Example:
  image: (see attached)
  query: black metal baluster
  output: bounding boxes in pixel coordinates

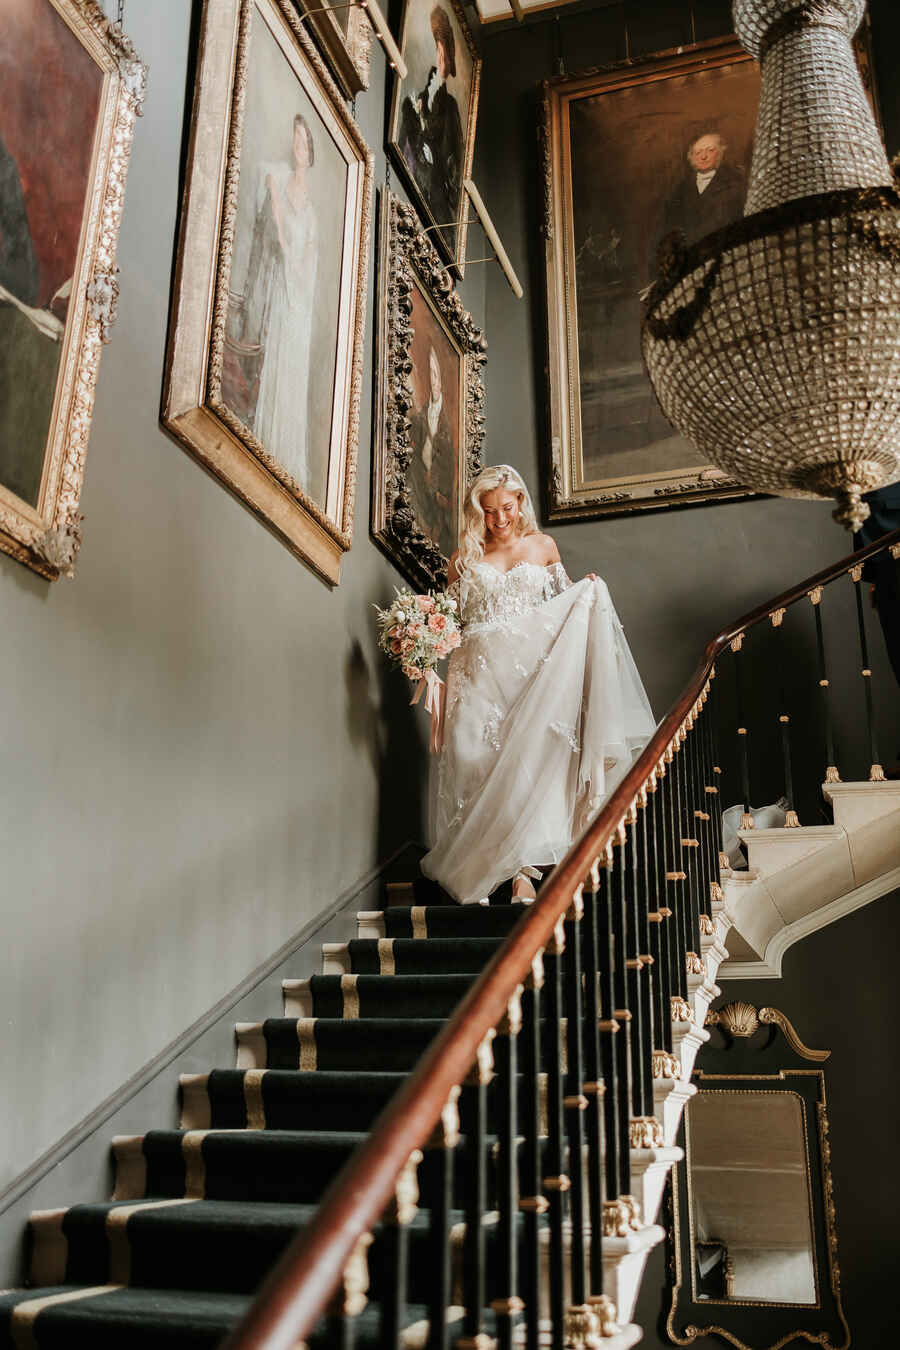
[460,1034,494,1350]
[596,859,621,1230]
[660,756,687,1007]
[693,691,719,911]
[703,667,728,903]
[543,918,568,1349]
[425,1093,460,1350]
[669,745,690,999]
[677,725,702,961]
[326,1233,372,1350]
[623,814,647,1125]
[519,955,545,1350]
[731,634,755,829]
[769,608,801,825]
[809,587,841,785]
[850,565,886,782]
[381,1154,420,1349]
[611,832,634,1205]
[686,711,714,958]
[583,864,606,1302]
[634,792,658,1134]
[493,991,522,1350]
[563,889,593,1335]
[647,771,674,1055]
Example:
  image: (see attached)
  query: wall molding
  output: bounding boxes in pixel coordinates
[722,863,900,981]
[0,841,422,1219]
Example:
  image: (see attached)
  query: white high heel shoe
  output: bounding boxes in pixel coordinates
[511,866,541,903]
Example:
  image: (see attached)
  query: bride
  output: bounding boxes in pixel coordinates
[421,464,655,904]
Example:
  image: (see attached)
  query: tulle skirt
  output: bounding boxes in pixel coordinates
[421,578,656,903]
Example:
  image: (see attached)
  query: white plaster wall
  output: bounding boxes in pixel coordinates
[0,0,482,1195]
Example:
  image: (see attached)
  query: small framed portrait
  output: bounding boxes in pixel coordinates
[542,37,760,521]
[387,0,481,270]
[163,0,374,585]
[372,190,486,590]
[0,0,145,579]
[291,0,371,98]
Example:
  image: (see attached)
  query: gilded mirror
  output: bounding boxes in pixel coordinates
[667,1003,849,1349]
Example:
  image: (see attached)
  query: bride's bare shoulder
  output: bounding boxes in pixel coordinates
[530,532,561,565]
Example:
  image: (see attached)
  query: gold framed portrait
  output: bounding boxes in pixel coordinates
[0,0,145,580]
[387,0,481,270]
[372,190,486,590]
[163,0,374,585]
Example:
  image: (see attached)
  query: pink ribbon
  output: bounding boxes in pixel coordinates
[410,668,446,754]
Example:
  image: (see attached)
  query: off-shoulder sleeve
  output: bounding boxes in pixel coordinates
[545,561,571,597]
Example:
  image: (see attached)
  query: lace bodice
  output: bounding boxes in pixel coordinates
[450,561,570,628]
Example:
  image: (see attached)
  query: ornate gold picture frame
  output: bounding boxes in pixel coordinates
[541,37,761,522]
[163,0,373,585]
[387,0,481,270]
[0,0,145,580]
[292,0,372,99]
[371,190,486,590]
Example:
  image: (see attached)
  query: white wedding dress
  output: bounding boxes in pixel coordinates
[421,560,656,904]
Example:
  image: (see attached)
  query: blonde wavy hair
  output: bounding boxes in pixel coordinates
[457,464,539,574]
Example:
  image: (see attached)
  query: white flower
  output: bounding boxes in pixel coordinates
[394,609,406,623]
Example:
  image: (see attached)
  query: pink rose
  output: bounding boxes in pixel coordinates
[407,622,424,638]
[416,595,436,613]
[390,638,402,655]
[435,639,451,658]
[427,613,447,633]
[403,664,422,680]
[448,630,462,648]
[400,636,416,654]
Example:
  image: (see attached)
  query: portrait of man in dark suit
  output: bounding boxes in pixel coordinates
[398,6,464,238]
[657,129,747,262]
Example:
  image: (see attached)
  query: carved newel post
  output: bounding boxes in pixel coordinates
[642,0,900,531]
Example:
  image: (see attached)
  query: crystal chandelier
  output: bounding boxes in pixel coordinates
[641,0,900,530]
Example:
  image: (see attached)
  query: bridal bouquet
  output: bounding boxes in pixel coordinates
[375,587,461,751]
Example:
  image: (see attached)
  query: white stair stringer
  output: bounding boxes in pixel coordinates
[719,780,900,978]
[601,1223,666,1330]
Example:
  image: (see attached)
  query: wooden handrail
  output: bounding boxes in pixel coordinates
[222,526,900,1350]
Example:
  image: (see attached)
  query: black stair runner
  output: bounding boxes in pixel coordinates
[0,893,529,1349]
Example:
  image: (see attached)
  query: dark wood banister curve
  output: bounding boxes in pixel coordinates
[223,526,900,1350]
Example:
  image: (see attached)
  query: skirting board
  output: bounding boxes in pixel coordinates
[0,840,424,1221]
[721,864,900,980]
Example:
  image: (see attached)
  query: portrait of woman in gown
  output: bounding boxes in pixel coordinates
[243,112,319,494]
[421,464,655,904]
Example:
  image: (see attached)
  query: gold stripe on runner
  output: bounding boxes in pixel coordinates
[106,1198,198,1284]
[341,974,360,1019]
[242,1070,267,1129]
[378,939,395,976]
[297,1020,318,1071]
[11,1286,120,1349]
[410,906,428,939]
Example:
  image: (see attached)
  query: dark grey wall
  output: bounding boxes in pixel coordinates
[472,0,900,793]
[634,885,900,1347]
[0,0,482,1224]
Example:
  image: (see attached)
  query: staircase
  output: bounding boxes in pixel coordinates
[2,531,898,1349]
[0,879,732,1350]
